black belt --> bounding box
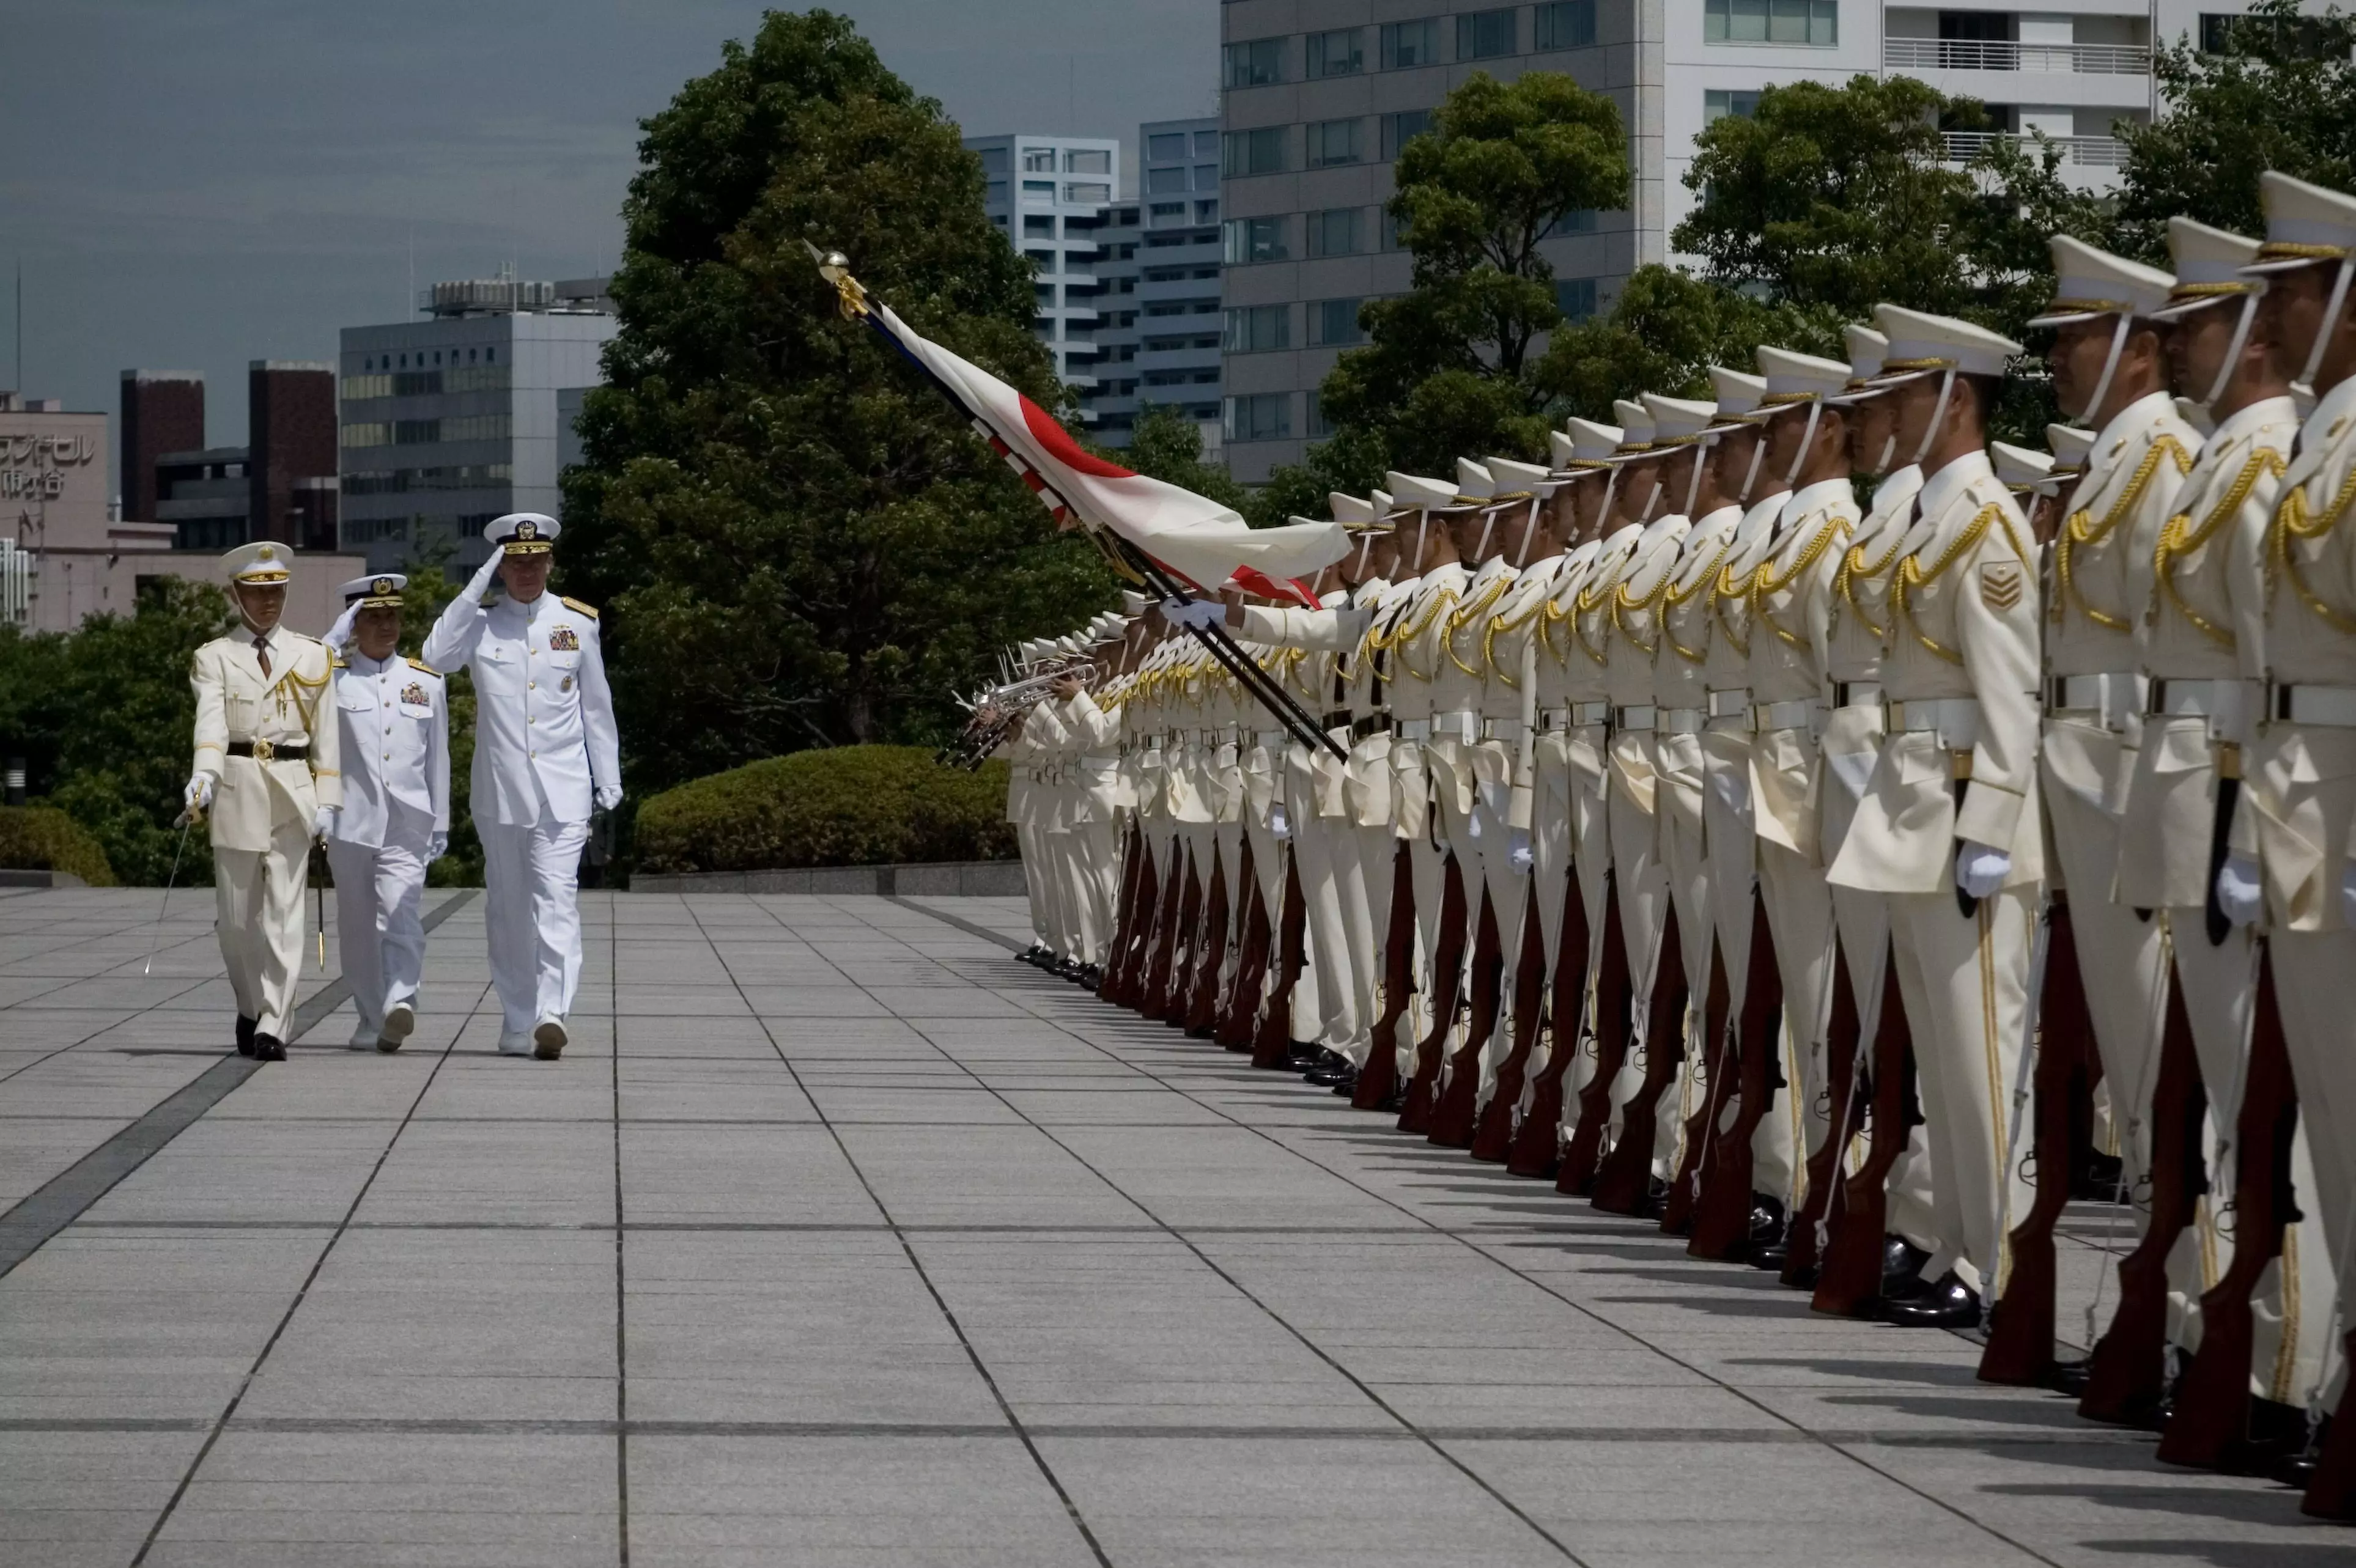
[1352,713,1389,740]
[227,739,309,760]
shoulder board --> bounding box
[289,631,324,647]
[406,658,443,677]
[330,655,347,670]
[561,596,599,619]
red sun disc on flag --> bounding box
[1018,394,1136,479]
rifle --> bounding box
[1181,845,1232,1037]
[2079,966,2207,1425]
[1980,898,2096,1384]
[1812,948,1917,1317]
[1250,850,1309,1068]
[1100,825,1146,1003]
[1471,882,1549,1162]
[1430,883,1505,1147]
[1139,836,1187,1020]
[1690,886,1785,1261]
[1396,851,1469,1133]
[1505,862,1601,1178]
[1351,841,1416,1111]
[1560,879,1645,1196]
[1781,929,1859,1287]
[1152,845,1206,1024]
[1659,936,1732,1235]
[1589,900,1688,1212]
[1214,835,1263,1048]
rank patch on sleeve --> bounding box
[399,682,429,708]
[548,627,581,652]
[1980,562,2023,611]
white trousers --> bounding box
[2270,927,2356,1408]
[1606,740,1676,1158]
[327,829,429,1039]
[213,820,313,1038]
[480,808,589,1037]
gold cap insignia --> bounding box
[373,576,394,596]
[515,519,539,540]
[257,545,277,561]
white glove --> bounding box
[466,549,504,600]
[594,784,623,812]
[1161,597,1225,631]
[1269,803,1291,841]
[2217,852,2264,929]
[322,601,360,652]
[2344,863,2356,932]
[1508,828,1533,875]
[1955,839,2011,900]
[183,772,215,812]
[312,805,339,841]
[427,831,448,863]
[1466,809,1483,841]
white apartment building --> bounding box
[970,134,1125,414]
[1220,0,2283,483]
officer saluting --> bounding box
[423,514,621,1059]
[321,575,449,1052]
[185,542,342,1062]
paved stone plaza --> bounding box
[0,885,2341,1566]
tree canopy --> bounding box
[561,9,1112,792]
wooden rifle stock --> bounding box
[1181,846,1232,1036]
[1139,838,1187,1018]
[1430,885,1504,1147]
[1353,842,1416,1110]
[1981,900,2095,1384]
[1690,889,1784,1260]
[1217,852,1268,1050]
[1149,847,1204,1021]
[2160,941,2297,1470]
[1812,954,1915,1317]
[1250,850,1308,1067]
[1660,941,1732,1235]
[1782,930,1859,1287]
[2080,968,2207,1424]
[1102,827,1149,1005]
[1397,852,1469,1132]
[1558,882,1639,1196]
[1506,865,1598,1176]
[1472,882,1548,1162]
[1590,902,1688,1212]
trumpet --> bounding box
[937,654,1096,770]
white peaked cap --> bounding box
[1707,366,1768,426]
[1484,456,1552,493]
[2153,216,2264,320]
[1550,419,1623,469]
[2026,235,2176,327]
[1991,441,2055,490]
[1121,589,1151,615]
[222,540,292,585]
[1641,392,1716,444]
[339,573,407,606]
[1844,325,1889,381]
[1454,458,1496,501]
[1387,471,1460,509]
[1330,492,1376,524]
[1370,488,1394,513]
[1753,345,1852,405]
[2247,169,2356,273]
[1873,303,2022,378]
[2046,424,2097,471]
[1610,399,1656,449]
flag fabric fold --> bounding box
[871,303,1345,603]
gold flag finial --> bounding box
[802,240,870,320]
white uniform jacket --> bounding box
[423,592,620,827]
[190,628,342,852]
[328,652,451,849]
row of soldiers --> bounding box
[993,169,2356,1517]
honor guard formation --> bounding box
[185,510,619,1064]
[976,171,2356,1520]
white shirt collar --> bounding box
[1916,448,1995,523]
[2088,389,2178,461]
[2206,394,2300,457]
[2300,374,2356,459]
[1782,476,1855,523]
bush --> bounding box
[0,804,118,886]
[634,745,1014,875]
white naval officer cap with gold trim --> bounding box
[2045,423,2097,479]
[1609,399,1656,454]
[339,573,407,608]
[1482,456,1555,496]
[1990,441,2055,493]
[1385,472,1460,510]
[222,540,292,586]
[1549,419,1622,471]
[1705,366,1767,429]
[1749,346,1853,413]
[1872,304,2021,379]
[2151,217,2264,320]
[486,512,559,556]
[2244,169,2356,274]
[2025,236,2176,328]
[1642,392,1717,446]
[1828,326,1891,404]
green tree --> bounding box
[1537,265,1830,421]
[560,9,1113,793]
[2110,0,2356,261]
[1313,70,1631,473]
[1117,403,1250,513]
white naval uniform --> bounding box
[326,651,450,1043]
[423,590,621,1043]
[191,626,342,1040]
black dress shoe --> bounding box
[235,1014,257,1058]
[1881,1235,1932,1297]
[2043,1360,2091,1397]
[1325,1067,1361,1097]
[1748,1194,1786,1243]
[1882,1271,1981,1328]
[1750,1237,1790,1273]
[1639,1178,1669,1221]
[250,1033,287,1063]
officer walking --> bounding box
[321,575,449,1053]
[423,514,621,1059]
[185,542,341,1062]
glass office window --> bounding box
[1380,18,1442,68]
[1224,394,1293,442]
[1381,109,1434,161]
[1306,27,1365,77]
[1705,0,1837,45]
[1309,298,1366,347]
[1307,208,1366,257]
[1223,304,1291,353]
[1307,119,1363,169]
[1535,0,1598,49]
[1224,37,1285,87]
[1222,127,1288,177]
[1457,8,1517,59]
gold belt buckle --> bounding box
[250,738,276,763]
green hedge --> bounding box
[0,804,118,886]
[634,745,1015,875]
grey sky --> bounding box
[0,0,1217,467]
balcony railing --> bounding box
[1943,130,2129,167]
[1888,39,2151,75]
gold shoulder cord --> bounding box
[2272,460,2356,634]
[1447,576,1512,677]
[1752,513,1849,650]
[2056,434,2190,630]
[1835,523,1907,641]
[2153,449,2286,647]
[1895,503,2014,663]
[1661,534,1734,663]
[1485,587,1549,688]
[1566,556,1624,666]
[1712,548,1763,659]
[1390,586,1458,681]
[1612,559,1670,658]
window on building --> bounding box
[1383,206,1413,250]
[1025,215,1057,237]
[1224,394,1292,443]
[1224,304,1291,352]
[485,348,494,363]
[1381,18,1443,68]
[1023,147,1056,171]
[1457,8,1517,58]
[1307,27,1365,77]
[1307,118,1364,169]
[341,374,393,400]
[1148,166,1187,194]
[1148,132,1188,160]
[341,422,393,449]
[395,419,441,444]
[1704,89,1761,123]
[2199,10,2335,54]
[1222,216,1289,263]
[1194,163,1219,190]
[1380,109,1434,161]
[1306,392,1335,438]
[1554,278,1599,320]
[1224,37,1285,88]
[1197,199,1220,223]
[1223,126,1288,177]
[1022,180,1055,199]
[1705,0,1838,45]
[1535,0,1598,50]
[1307,207,1366,257]
[1195,130,1219,156]
[1309,298,1365,347]
[1150,202,1189,227]
[978,146,1009,174]
[1066,182,1111,203]
[1545,208,1600,236]
[1065,148,1110,174]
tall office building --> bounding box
[119,370,205,522]
[1113,118,1226,452]
[337,273,618,573]
[970,133,1124,421]
[1217,0,2276,482]
[127,362,339,553]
